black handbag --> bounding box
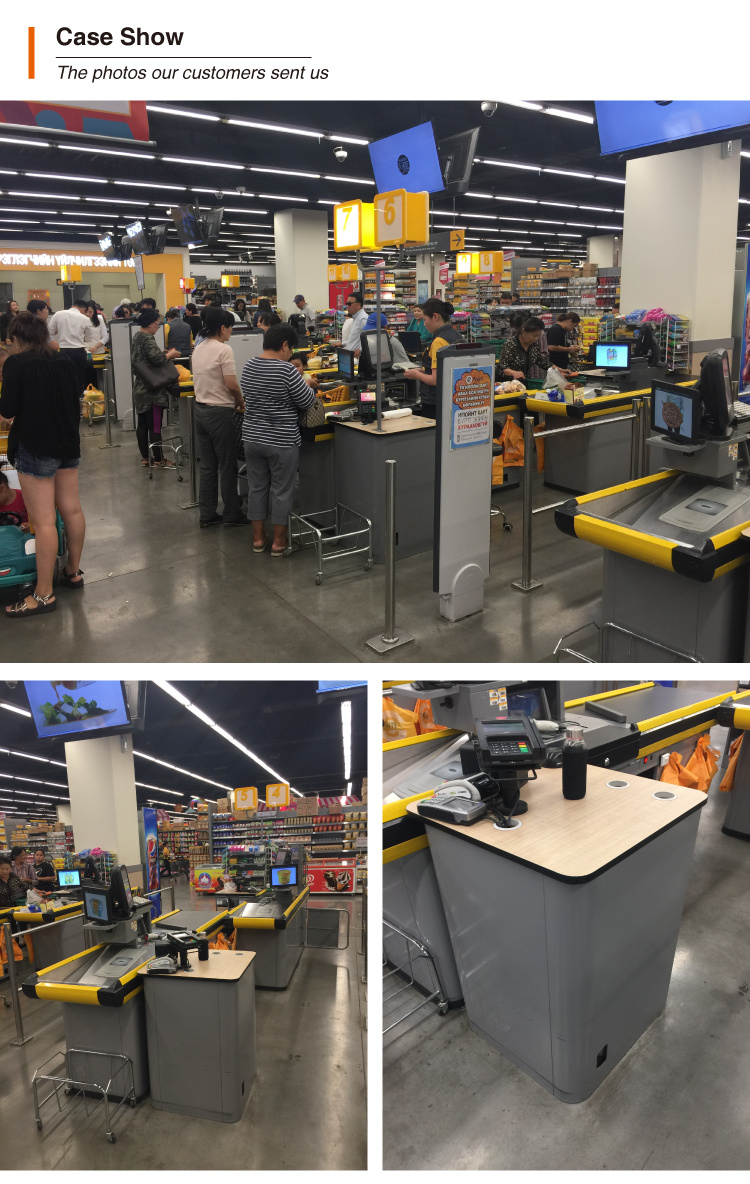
[132,358,180,391]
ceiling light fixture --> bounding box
[341,700,352,783]
[146,105,220,122]
[0,701,31,717]
[250,167,321,179]
[162,156,244,170]
[482,158,540,172]
[134,749,231,791]
[323,175,374,186]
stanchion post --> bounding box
[630,397,641,481]
[170,882,176,913]
[640,396,651,478]
[178,395,199,510]
[512,415,543,593]
[4,922,32,1046]
[375,268,383,433]
[98,361,120,450]
[365,459,414,652]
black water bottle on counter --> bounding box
[562,725,587,800]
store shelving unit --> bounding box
[567,276,598,314]
[660,314,691,372]
[158,813,211,877]
[220,268,255,304]
[210,804,367,876]
[596,270,621,310]
[222,845,270,890]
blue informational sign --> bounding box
[741,249,750,392]
[450,364,494,450]
[596,101,750,156]
[368,122,444,195]
[142,807,160,896]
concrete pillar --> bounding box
[588,236,616,267]
[620,141,741,361]
[64,734,140,869]
[274,208,329,320]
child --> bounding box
[290,355,320,390]
[0,470,28,526]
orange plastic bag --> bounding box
[660,751,700,789]
[382,697,418,742]
[684,734,720,793]
[0,927,23,969]
[209,929,236,951]
[414,699,444,736]
[534,422,545,472]
[720,734,744,792]
[498,416,524,465]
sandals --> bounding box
[60,568,84,590]
[270,546,287,558]
[6,591,56,618]
[253,540,269,553]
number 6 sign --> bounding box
[374,189,429,248]
[266,783,290,808]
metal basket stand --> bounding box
[383,919,448,1036]
[31,1048,137,1144]
[286,502,373,585]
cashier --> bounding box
[403,298,465,417]
[497,316,549,381]
[33,849,55,889]
[546,311,581,372]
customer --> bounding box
[33,849,56,890]
[511,291,521,304]
[0,312,86,618]
[256,312,281,332]
[112,305,130,321]
[130,310,180,469]
[499,292,513,307]
[48,299,104,397]
[292,294,316,330]
[406,304,433,344]
[403,298,465,417]
[252,297,275,328]
[184,302,203,338]
[0,855,25,910]
[191,307,249,528]
[86,303,109,348]
[164,308,192,355]
[11,846,35,888]
[342,291,368,356]
[0,470,28,525]
[289,354,320,390]
[233,298,251,324]
[364,310,388,330]
[240,323,316,555]
[498,316,550,381]
[140,297,158,313]
[26,299,59,350]
[546,310,581,371]
[0,299,20,341]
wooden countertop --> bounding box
[335,414,435,435]
[407,765,706,883]
[138,948,255,981]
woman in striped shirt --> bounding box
[240,323,316,555]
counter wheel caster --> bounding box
[107,1132,116,1143]
[36,1119,42,1130]
[364,560,373,571]
[129,1098,137,1108]
[437,1002,449,1016]
[503,523,513,532]
[177,474,183,483]
[315,575,323,585]
[64,1087,75,1096]
[283,546,293,558]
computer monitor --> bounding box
[337,348,355,381]
[126,220,150,256]
[203,206,224,243]
[99,234,116,261]
[149,224,167,255]
[360,330,393,378]
[698,348,733,435]
[171,204,204,248]
[651,381,703,446]
[271,866,297,888]
[594,342,631,371]
[83,887,112,924]
[437,127,481,195]
[110,865,134,917]
[58,869,81,889]
[398,331,422,354]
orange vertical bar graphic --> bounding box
[28,27,35,79]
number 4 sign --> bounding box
[266,783,290,808]
[374,190,429,248]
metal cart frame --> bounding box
[383,919,448,1036]
[286,502,373,584]
[31,1048,136,1144]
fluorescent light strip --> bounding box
[256,193,308,202]
[154,681,302,797]
[0,771,67,788]
[147,104,220,122]
[251,167,321,179]
[543,107,595,124]
[59,144,155,160]
[481,158,540,172]
[0,701,31,717]
[341,700,352,782]
[323,175,374,186]
[0,217,39,223]
[543,168,594,179]
[0,206,57,214]
[26,172,107,184]
[162,156,244,171]
[0,135,51,147]
[495,195,538,205]
[135,781,184,797]
[9,191,80,201]
[134,748,231,791]
[2,748,66,767]
[226,117,320,138]
[114,180,186,191]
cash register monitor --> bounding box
[83,887,113,924]
[110,865,134,917]
[337,348,355,381]
[360,330,394,377]
[398,331,422,354]
[594,342,631,371]
[698,348,733,434]
[58,869,81,889]
[651,381,702,446]
[271,866,297,888]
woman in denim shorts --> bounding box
[0,312,86,618]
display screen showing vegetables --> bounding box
[24,680,131,738]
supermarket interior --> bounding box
[2,100,750,663]
[383,677,750,1170]
[0,678,367,1169]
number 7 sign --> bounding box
[266,783,290,808]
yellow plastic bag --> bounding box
[660,751,700,789]
[720,734,744,792]
[383,697,418,742]
[0,927,23,970]
[684,734,720,793]
[176,363,192,381]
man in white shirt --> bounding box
[48,300,104,397]
[292,294,316,330]
[342,291,368,357]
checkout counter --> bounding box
[229,847,310,989]
[715,700,750,840]
[13,899,84,970]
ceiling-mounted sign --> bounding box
[373,189,429,248]
[179,277,195,291]
[221,274,240,288]
[60,265,82,282]
[235,786,258,810]
[334,200,375,252]
[0,100,149,142]
[266,783,290,808]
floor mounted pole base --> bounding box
[178,501,199,510]
[512,579,543,593]
[98,443,121,449]
[365,630,415,653]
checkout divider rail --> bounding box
[512,402,643,594]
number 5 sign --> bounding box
[266,783,290,808]
[235,786,258,810]
[374,190,429,248]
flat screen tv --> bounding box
[369,122,444,195]
[24,680,132,741]
[596,101,750,158]
[171,204,204,247]
[126,220,150,256]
